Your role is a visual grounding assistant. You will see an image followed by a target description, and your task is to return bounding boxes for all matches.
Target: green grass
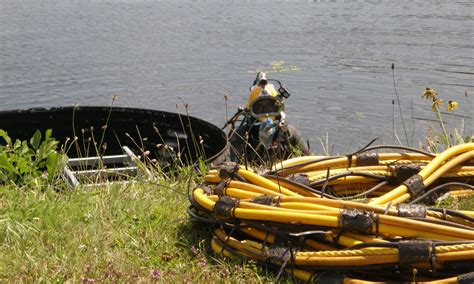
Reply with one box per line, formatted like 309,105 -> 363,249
2,177 -> 472,283
436,193 -> 474,211
0,177 -> 280,283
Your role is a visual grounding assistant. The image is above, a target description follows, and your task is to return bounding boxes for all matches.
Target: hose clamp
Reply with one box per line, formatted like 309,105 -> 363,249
250,195 -> 274,206
218,162 -> 240,180
288,173 -> 310,186
403,174 -> 425,198
398,240 -> 432,266
355,152 -> 379,167
213,179 -> 231,196
214,196 -> 239,219
397,204 -> 427,218
340,209 -> 373,234
459,272 -> 474,284
389,164 -> 421,185
265,246 -> 290,265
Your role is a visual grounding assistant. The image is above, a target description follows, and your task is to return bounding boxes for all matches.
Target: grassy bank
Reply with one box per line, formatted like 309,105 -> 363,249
0,174 -> 284,282
0,126 -> 280,282
2,175 -> 473,282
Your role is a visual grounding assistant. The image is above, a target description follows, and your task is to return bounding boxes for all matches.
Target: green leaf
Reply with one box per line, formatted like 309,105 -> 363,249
0,153 -> 18,174
36,139 -> 58,162
46,153 -> 62,176
13,139 -> 22,151
434,131 -> 449,147
17,157 -> 30,174
30,130 -> 42,150
20,141 -> 32,156
0,129 -> 11,145
45,129 -> 53,141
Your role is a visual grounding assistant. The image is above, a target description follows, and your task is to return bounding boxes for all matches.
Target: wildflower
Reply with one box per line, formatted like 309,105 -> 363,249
234,264 -> 242,272
198,257 -> 206,267
422,87 -> 438,100
447,100 -> 458,112
222,268 -> 230,277
191,246 -> 200,256
431,98 -> 444,109
151,269 -> 161,280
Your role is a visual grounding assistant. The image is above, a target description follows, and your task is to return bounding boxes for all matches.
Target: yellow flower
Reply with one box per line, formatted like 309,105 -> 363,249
431,98 -> 443,109
422,87 -> 438,100
447,100 -> 458,112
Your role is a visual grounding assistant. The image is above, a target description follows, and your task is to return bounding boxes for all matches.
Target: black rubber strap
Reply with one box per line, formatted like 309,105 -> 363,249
250,195 -> 274,206
397,204 -> 427,218
398,240 -> 432,265
389,164 -> 421,185
403,174 -> 425,198
219,162 -> 245,181
265,246 -> 291,265
458,272 -> 474,284
214,196 -> 239,219
355,152 -> 379,166
340,209 -> 373,234
288,173 -> 310,186
213,179 -> 231,195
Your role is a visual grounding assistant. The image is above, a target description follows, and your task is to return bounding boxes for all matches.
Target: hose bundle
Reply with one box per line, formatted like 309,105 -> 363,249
189,144 -> 474,283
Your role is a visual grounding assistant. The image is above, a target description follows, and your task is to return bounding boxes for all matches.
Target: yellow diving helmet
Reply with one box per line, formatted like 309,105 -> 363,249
246,72 -> 284,121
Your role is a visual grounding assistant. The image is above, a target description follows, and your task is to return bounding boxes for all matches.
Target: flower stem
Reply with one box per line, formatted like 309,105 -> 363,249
433,105 -> 451,147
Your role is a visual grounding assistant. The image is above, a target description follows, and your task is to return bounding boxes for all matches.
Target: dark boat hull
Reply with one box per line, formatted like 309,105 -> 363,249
0,106 -> 228,165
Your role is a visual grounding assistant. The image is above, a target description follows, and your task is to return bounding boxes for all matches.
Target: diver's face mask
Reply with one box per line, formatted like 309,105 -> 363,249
249,96 -> 282,119
258,118 -> 279,149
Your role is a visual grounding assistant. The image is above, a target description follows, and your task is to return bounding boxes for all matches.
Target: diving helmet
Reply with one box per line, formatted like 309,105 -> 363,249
246,72 -> 284,120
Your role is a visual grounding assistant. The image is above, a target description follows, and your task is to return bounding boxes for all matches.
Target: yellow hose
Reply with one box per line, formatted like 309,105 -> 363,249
191,145 -> 474,282
369,143 -> 474,205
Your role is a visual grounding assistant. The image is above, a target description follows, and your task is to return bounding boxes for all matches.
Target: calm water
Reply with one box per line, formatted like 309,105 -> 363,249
1,0 -> 473,153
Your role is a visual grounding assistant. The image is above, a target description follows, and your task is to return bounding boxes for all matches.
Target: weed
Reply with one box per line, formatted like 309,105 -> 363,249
0,129 -> 66,188
421,87 -> 472,152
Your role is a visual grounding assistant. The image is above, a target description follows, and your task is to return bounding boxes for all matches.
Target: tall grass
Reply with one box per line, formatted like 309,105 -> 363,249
0,172 -> 281,282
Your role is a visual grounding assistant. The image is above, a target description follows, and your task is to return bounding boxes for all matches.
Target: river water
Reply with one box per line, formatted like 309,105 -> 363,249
1,0 -> 473,153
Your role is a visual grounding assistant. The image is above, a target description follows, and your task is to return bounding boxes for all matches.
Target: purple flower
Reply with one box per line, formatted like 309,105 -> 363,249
198,258 -> 206,267
191,246 -> 200,256
151,269 -> 161,280
222,268 -> 230,277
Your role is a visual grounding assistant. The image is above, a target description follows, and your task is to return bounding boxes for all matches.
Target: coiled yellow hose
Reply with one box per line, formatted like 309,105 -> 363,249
190,144 -> 474,282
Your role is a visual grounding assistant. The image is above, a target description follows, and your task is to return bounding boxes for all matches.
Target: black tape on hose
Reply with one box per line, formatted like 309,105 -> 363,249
218,162 -> 242,180
398,240 -> 432,265
265,246 -> 291,265
340,209 -> 373,234
397,204 -> 427,218
288,173 -> 310,186
250,195 -> 274,206
458,272 -> 474,284
213,179 -> 231,196
214,196 -> 239,219
389,164 -> 421,185
355,152 -> 379,167
200,185 -> 213,195
403,174 -> 425,198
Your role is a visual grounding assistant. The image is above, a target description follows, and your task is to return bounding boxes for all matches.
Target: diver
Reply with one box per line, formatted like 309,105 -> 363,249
227,72 -> 310,163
